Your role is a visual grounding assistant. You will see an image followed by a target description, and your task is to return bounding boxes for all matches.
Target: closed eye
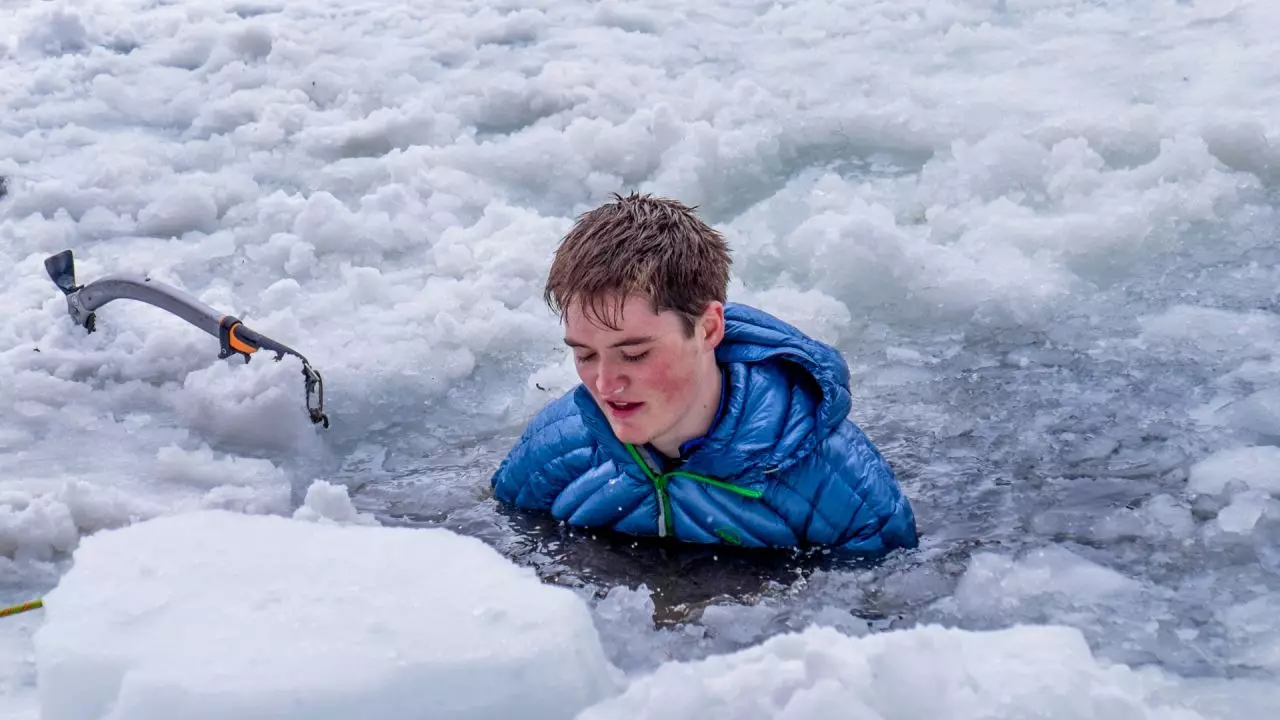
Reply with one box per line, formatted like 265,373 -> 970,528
621,350 -> 649,363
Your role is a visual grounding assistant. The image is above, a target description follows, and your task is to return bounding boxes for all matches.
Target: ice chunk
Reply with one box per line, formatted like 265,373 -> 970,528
589,584 -> 686,673
1091,495 -> 1197,543
136,186 -> 220,237
18,7 -> 90,57
154,443 -> 288,492
950,546 -> 1141,619
576,624 -> 1203,719
1187,446 -> 1280,496
1209,490 -> 1277,535
0,597 -> 41,720
1137,306 -> 1280,361
0,494 -> 79,562
1220,594 -> 1280,673
291,479 -> 379,526
699,601 -> 782,648
34,511 -> 622,720
1063,436 -> 1120,464
1215,387 -> 1280,438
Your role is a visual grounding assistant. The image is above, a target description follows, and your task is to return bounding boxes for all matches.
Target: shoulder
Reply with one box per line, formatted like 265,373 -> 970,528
491,390 -> 599,508
812,419 -> 899,498
506,391 -> 595,467
703,359 -> 823,476
765,418 -> 916,551
767,418 -> 894,502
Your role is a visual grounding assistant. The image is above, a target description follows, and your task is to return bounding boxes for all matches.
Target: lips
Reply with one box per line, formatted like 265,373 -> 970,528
605,400 -> 644,418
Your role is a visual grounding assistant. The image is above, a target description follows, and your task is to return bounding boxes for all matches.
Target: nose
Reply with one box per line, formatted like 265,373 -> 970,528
594,357 -> 626,397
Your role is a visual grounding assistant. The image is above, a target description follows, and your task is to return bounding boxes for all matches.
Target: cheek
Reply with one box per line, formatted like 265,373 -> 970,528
641,361 -> 697,404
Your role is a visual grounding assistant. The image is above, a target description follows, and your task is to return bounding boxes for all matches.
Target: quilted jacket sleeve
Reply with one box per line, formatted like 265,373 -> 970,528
491,392 -> 595,511
829,421 -> 918,554
767,420 -> 918,556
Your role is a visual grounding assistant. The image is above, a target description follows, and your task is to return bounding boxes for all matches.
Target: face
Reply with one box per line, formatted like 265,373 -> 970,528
564,295 -> 724,452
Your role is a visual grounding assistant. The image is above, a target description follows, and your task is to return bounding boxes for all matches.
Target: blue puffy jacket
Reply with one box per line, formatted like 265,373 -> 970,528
491,303 -> 918,556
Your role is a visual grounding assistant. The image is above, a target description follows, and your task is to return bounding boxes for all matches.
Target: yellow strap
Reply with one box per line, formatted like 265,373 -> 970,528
0,599 -> 43,618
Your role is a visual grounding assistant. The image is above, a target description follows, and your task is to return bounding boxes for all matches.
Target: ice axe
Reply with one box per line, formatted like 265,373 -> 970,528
44,249 -> 329,428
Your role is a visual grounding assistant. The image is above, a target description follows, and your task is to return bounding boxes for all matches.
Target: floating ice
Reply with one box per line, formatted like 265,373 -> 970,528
291,479 -> 379,526
576,623 -> 1208,720
1215,387 -> 1280,439
948,546 -> 1142,619
1137,306 -> 1280,362
1091,494 -> 1197,544
2,0 -> 1280,713
1188,446 -> 1280,496
1206,490 -> 1278,537
1219,595 -> 1280,674
33,511 -> 623,720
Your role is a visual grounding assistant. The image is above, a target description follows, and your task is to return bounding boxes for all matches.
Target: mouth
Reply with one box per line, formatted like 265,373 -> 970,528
605,400 -> 644,418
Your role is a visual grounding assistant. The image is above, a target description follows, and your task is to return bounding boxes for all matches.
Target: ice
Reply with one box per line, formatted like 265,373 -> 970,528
0,494 -> 78,562
1,0 -> 1280,713
589,584 -> 703,673
0,592 -> 45,720
0,557 -> 70,720
1137,306 -> 1280,363
946,546 -> 1142,620
33,510 -> 623,720
1091,495 -> 1197,544
1188,446 -> 1280,496
1214,387 -> 1280,440
1207,491 -> 1277,537
136,186 -> 220,238
1219,595 -> 1280,673
17,7 -> 91,58
291,479 -> 379,526
576,624 -> 1206,720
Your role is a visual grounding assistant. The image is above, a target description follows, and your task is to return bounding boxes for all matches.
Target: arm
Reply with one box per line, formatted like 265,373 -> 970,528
769,422 -> 918,556
834,464 -> 919,555
831,424 -> 918,554
491,392 -> 593,511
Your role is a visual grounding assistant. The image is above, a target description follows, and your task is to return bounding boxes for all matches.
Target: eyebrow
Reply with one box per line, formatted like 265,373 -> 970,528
563,336 -> 655,349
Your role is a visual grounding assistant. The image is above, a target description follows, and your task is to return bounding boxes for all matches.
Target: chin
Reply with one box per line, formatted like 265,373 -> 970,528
607,421 -> 652,446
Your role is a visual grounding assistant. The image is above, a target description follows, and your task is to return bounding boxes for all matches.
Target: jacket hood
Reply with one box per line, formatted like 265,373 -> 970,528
575,302 -> 854,479
716,302 -> 853,434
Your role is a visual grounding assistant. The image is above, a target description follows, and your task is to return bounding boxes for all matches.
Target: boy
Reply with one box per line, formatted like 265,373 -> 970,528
491,193 -> 918,556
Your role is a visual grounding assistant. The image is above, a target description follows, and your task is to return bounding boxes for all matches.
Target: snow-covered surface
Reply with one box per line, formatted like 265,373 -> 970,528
3,0 -> 1280,716
27,509 -> 1280,720
34,506 -> 622,720
581,624 -> 1222,720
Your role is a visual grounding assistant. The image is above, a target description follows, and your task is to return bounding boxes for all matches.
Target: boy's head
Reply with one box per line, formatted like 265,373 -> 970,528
545,193 -> 733,454
544,192 -> 730,336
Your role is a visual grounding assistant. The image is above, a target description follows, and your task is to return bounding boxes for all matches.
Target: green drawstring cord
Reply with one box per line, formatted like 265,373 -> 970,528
623,444 -> 763,538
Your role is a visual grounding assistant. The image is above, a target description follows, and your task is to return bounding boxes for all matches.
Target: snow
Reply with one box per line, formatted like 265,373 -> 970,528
579,624 -> 1203,720
33,507 -> 622,720
26,509 -> 1277,720
2,0 -> 1280,716
291,478 -> 380,526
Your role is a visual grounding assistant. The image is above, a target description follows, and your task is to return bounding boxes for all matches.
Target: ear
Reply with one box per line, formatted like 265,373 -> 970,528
699,301 -> 725,349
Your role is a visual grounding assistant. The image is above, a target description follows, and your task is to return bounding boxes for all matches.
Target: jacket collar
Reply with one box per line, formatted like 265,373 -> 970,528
572,302 -> 851,480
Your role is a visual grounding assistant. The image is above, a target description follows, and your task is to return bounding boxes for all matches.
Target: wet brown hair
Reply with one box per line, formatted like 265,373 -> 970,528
544,192 -> 731,336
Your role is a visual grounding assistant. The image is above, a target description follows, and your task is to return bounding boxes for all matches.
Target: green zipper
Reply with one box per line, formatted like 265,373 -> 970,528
623,443 -> 764,538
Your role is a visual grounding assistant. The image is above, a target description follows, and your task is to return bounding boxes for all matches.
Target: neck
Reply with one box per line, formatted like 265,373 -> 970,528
650,360 -> 722,458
